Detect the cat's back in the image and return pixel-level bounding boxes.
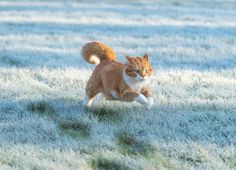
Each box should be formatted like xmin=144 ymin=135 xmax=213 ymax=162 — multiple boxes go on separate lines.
xmin=96 ymin=60 xmax=122 ymax=72
xmin=94 ymin=60 xmax=123 ymax=80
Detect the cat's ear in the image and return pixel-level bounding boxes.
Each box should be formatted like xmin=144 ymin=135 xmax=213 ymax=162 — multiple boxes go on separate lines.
xmin=143 ymin=54 xmax=149 ymax=61
xmin=125 ymin=55 xmax=132 ymax=62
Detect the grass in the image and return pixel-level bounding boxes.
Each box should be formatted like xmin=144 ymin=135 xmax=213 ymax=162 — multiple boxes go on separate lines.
xmin=179 ymin=155 xmax=202 ymax=166
xmin=90 ymin=157 xmax=130 ymax=170
xmin=27 ymin=101 xmax=56 ymax=119
xmin=59 ymin=120 xmax=91 ymax=139
xmin=116 ymin=132 xmax=155 ymax=157
xmin=0 ymin=159 xmax=11 ymax=167
xmin=229 ymin=160 xmax=236 ymax=169
xmin=1 ymin=0 xmax=236 ymax=169
xmin=87 ymin=106 xmax=122 ymax=122
xmin=1 ymin=55 xmax=25 ymax=67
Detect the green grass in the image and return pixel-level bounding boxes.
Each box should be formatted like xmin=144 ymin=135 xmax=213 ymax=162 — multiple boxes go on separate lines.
xmin=90 ymin=157 xmax=130 ymax=170
xmin=87 ymin=106 xmax=122 ymax=122
xmin=27 ymin=101 xmax=56 ymax=119
xmin=59 ymin=120 xmax=91 ymax=139
xmin=116 ymin=132 xmax=155 ymax=157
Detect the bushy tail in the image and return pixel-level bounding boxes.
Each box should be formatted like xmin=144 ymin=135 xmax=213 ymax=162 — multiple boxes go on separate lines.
xmin=81 ymin=42 xmax=116 ymax=64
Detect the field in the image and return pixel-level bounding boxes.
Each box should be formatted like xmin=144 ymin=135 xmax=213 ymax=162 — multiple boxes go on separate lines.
xmin=0 ymin=0 xmax=236 ymax=169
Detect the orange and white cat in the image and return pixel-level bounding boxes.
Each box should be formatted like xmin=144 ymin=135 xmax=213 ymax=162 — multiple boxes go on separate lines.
xmin=82 ymin=42 xmax=154 ymax=109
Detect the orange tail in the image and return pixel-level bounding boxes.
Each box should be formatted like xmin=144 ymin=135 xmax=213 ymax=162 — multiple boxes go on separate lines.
xmin=81 ymin=42 xmax=116 ymax=64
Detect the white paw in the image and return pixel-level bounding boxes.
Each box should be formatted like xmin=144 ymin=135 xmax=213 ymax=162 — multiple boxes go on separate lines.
xmin=83 ymin=95 xmax=93 ymax=107
xmin=95 ymin=93 xmax=106 ymax=103
xmin=111 ymin=91 xmax=118 ymax=99
xmin=134 ymin=94 xmax=148 ymax=105
xmin=146 ymin=97 xmax=154 ymax=110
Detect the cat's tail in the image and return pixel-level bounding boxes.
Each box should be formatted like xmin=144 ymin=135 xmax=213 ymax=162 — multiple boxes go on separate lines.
xmin=82 ymin=42 xmax=116 ymax=64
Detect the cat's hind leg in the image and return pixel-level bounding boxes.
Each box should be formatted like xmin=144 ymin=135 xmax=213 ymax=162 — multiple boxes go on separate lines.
xmin=83 ymin=94 xmax=95 ymax=107
xmin=110 ymin=90 xmax=120 ymax=100
xmin=83 ymin=86 xmax=100 ymax=108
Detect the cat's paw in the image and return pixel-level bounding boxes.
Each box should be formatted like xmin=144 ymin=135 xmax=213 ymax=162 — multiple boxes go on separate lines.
xmin=145 ymin=97 xmax=154 ymax=110
xmin=95 ymin=93 xmax=106 ymax=104
xmin=111 ymin=91 xmax=119 ymax=100
xmin=83 ymin=95 xmax=93 ymax=108
xmin=134 ymin=94 xmax=148 ymax=105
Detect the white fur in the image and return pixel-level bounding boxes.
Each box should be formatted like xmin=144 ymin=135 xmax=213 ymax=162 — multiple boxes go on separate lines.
xmin=95 ymin=93 xmax=106 ymax=103
xmin=123 ymin=69 xmax=151 ymax=92
xmin=136 ymin=74 xmax=149 ymax=82
xmin=134 ymin=94 xmax=148 ymax=105
xmin=89 ymin=55 xmax=100 ymax=65
xmin=83 ymin=95 xmax=94 ymax=107
xmin=111 ymin=91 xmax=118 ymax=99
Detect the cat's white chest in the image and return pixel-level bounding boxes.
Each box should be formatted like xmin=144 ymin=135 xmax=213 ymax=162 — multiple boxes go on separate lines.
xmin=130 ymin=81 xmax=145 ymax=91
xmin=123 ymin=73 xmax=151 ymax=92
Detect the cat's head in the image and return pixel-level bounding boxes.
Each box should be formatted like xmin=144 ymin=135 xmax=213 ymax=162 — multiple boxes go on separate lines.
xmin=124 ymin=54 xmax=153 ymax=82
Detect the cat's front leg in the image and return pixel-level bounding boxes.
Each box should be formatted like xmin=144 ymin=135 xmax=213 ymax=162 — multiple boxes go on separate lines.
xmin=103 ymin=90 xmax=120 ymax=100
xmin=110 ymin=90 xmax=120 ymax=100
xmin=141 ymin=88 xmax=154 ymax=110
xmin=121 ymin=90 xmax=148 ymax=105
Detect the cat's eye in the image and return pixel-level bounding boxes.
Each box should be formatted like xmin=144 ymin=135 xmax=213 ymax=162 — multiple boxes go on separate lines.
xmin=135 ymin=70 xmax=141 ymax=74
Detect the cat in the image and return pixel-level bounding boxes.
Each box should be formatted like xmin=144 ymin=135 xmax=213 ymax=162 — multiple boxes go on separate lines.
xmin=82 ymin=41 xmax=154 ymax=109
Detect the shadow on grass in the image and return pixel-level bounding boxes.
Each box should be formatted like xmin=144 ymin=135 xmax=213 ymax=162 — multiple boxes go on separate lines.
xmin=90 ymin=156 xmax=130 ymax=170
xmin=27 ymin=101 xmax=56 ymax=119
xmin=86 ymin=106 xmax=122 ymax=123
xmin=26 ymin=99 xmax=92 ymax=139
xmin=2 ymin=97 xmax=235 ymax=170
xmin=116 ymin=132 xmax=155 ymax=157
xmin=59 ymin=120 xmax=91 ymax=139
xmin=0 ymin=55 xmax=26 ymax=67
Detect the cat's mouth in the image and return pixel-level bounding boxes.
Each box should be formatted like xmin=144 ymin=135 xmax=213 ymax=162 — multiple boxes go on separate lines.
xmin=137 ymin=76 xmax=148 ymax=82
xmin=140 ymin=77 xmax=145 ymax=81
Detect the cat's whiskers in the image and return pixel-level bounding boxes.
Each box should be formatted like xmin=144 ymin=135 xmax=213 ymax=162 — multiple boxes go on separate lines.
xmin=123 ymin=68 xmax=151 ymax=92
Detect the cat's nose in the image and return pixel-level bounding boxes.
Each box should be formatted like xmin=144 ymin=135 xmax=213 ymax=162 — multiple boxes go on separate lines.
xmin=140 ymin=76 xmax=147 ymax=81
